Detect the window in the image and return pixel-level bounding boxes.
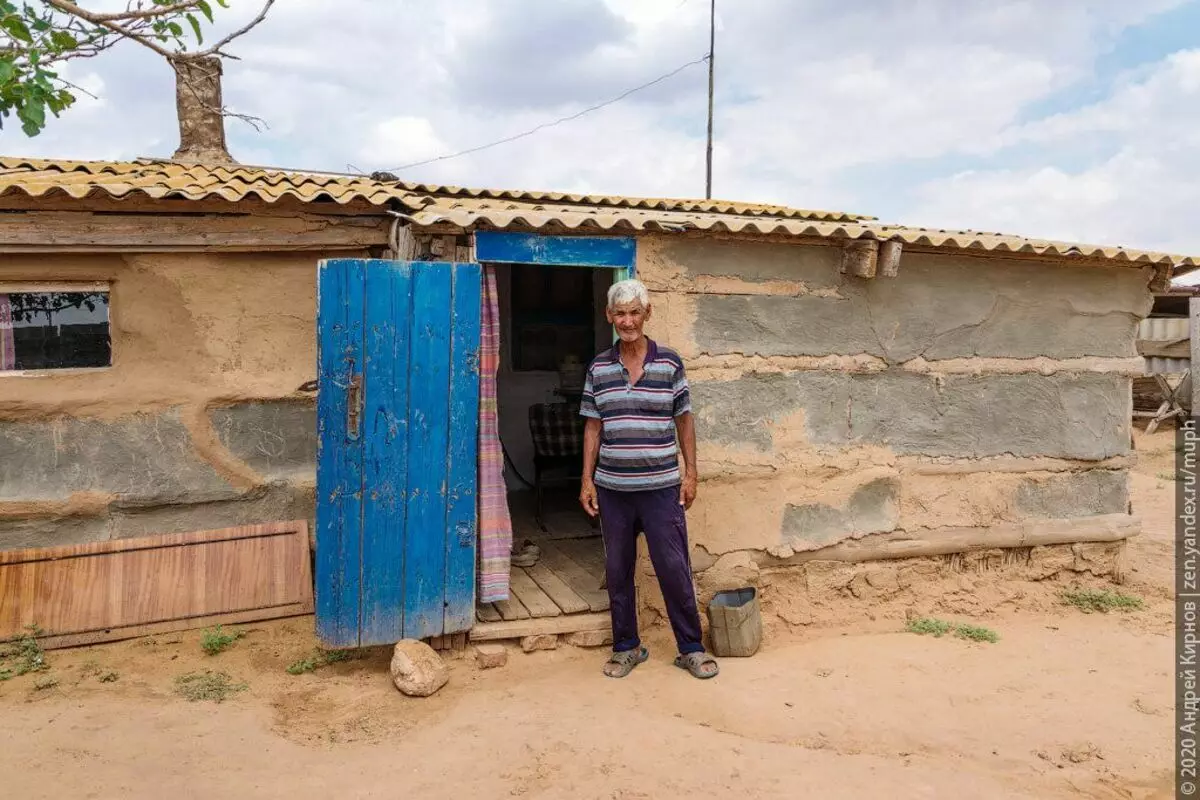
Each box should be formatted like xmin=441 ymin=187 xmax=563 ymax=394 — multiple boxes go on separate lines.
xmin=0 ymin=289 xmax=111 ymax=371
xmin=509 ymin=264 xmax=596 ymax=372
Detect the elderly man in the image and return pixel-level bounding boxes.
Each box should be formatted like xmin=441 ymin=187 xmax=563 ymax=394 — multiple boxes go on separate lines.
xmin=578 ymin=278 xmax=719 ymax=680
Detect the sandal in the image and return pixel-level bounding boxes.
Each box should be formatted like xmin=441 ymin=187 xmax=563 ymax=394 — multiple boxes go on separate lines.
xmin=674 ymin=651 xmax=719 ymax=679
xmin=603 ymin=646 xmax=649 ymax=678
xmin=511 ymin=540 xmax=540 ymax=568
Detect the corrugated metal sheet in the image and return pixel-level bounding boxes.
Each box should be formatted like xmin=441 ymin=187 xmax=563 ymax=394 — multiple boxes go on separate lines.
xmin=1139 ymin=317 xmax=1189 ymax=340
xmin=406 ymin=194 xmax=1199 ymax=267
xmin=1139 ymin=317 xmax=1190 ymax=375
xmin=1 ymin=156 xmax=1197 ymax=268
xmin=0 ymin=157 xmax=414 ymax=206
xmin=0 ymin=157 xmax=865 ymax=222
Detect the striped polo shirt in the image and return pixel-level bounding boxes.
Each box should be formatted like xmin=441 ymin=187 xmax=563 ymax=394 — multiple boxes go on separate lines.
xmin=579 ymin=338 xmax=691 ymax=492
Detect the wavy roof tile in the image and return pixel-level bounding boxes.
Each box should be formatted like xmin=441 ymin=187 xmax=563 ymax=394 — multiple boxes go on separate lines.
xmin=1 ymin=156 xmax=1195 ymax=269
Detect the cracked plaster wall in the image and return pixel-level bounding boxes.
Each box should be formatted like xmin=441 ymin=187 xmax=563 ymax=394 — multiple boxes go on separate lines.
xmin=1 ymin=236 xmax=1154 ymax=561
xmin=637 ymin=234 xmax=1149 ymax=557
xmin=0 ymin=251 xmax=336 ymax=550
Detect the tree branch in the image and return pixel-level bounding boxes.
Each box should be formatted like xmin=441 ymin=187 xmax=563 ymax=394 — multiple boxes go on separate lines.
xmin=42 ymin=0 xmax=180 ymax=60
xmin=184 ymin=0 xmax=275 ymax=59
xmin=86 ymin=1 xmax=206 ymax=22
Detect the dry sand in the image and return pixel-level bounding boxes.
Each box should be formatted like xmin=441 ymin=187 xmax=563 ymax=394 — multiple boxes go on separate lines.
xmin=0 ymin=428 xmax=1180 ymax=799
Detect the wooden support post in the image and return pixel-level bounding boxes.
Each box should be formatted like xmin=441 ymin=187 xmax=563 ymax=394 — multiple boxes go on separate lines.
xmin=1190 ymin=297 xmax=1200 ymax=419
xmin=840 ymin=240 xmax=878 ymax=278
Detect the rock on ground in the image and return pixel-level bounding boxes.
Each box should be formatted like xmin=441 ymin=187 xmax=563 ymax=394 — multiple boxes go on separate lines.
xmin=521 ymin=634 xmax=558 ymax=653
xmin=564 ymin=630 xmax=612 ymax=648
xmin=474 ymin=644 xmax=508 ymax=669
xmin=390 ymin=639 xmax=449 ymax=697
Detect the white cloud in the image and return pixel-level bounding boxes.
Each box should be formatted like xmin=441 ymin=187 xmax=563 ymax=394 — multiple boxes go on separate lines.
xmin=2 ymin=0 xmax=1198 ymax=257
xmin=906 ymin=48 xmax=1200 ymax=255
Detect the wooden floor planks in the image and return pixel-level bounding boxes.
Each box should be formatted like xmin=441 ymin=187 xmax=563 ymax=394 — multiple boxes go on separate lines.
xmin=475 ymin=533 xmax=611 ymax=623
xmin=537 ymin=541 xmax=609 ymax=612
xmin=508 ymin=568 xmax=561 ymax=618
xmin=525 ymin=562 xmax=590 ymax=615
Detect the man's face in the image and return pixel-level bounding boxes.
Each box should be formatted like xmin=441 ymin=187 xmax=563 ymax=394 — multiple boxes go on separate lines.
xmin=606 ymin=300 xmax=651 ymax=343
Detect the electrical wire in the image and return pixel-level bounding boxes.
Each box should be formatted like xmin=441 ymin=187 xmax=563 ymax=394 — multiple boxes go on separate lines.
xmin=382 ymin=53 xmax=711 ymax=173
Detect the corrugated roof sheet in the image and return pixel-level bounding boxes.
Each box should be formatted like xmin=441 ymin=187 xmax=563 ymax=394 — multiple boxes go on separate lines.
xmin=0 ymin=156 xmax=413 ymax=206
xmin=0 ymin=156 xmax=866 ymax=222
xmin=406 ymin=194 xmax=1199 ymax=267
xmin=1 ymin=156 xmax=1196 ymax=268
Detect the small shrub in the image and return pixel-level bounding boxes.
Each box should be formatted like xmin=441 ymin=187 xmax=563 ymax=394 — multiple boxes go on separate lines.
xmin=0 ymin=625 xmax=49 ymax=680
xmin=200 ymin=626 xmax=247 ymax=656
xmin=286 ymin=649 xmax=355 ymax=675
xmin=32 ymin=675 xmax=58 ymax=691
xmin=1062 ymin=588 xmax=1144 ymax=614
xmin=905 ymin=617 xmax=954 ymax=637
xmin=954 ymin=623 xmax=1000 ymax=643
xmin=906 ymin=616 xmax=998 ymax=643
xmin=174 ymin=670 xmax=247 ymax=703
xmin=98 ymin=671 xmax=120 ymax=683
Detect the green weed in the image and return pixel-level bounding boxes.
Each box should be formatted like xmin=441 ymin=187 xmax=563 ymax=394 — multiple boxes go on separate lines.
xmin=286 ymin=649 xmax=356 ymax=675
xmin=906 ymin=616 xmax=999 ymax=643
xmin=953 ymin=623 xmax=1000 ymax=643
xmin=1061 ymin=588 xmax=1144 ymax=614
xmin=174 ymin=670 xmax=247 ymax=703
xmin=200 ymin=626 xmax=247 ymax=656
xmin=0 ymin=625 xmax=48 ymax=680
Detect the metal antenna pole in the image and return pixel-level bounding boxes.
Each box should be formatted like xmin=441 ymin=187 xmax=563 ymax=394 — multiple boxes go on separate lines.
xmin=705 ymin=0 xmax=715 ymax=199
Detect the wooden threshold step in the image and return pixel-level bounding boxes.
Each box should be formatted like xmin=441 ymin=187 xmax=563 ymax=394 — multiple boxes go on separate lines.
xmin=469 ymin=612 xmax=610 ymax=642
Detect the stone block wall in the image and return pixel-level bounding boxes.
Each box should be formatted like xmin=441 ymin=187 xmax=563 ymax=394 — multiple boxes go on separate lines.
xmin=638 ymin=234 xmax=1153 ymax=564
xmin=0 ymin=251 xmax=332 ymax=550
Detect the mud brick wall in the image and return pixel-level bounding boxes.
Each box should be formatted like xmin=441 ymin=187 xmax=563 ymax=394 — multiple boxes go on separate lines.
xmin=637 ymin=234 xmax=1153 ymax=567
xmin=0 ymin=251 xmax=331 ymax=550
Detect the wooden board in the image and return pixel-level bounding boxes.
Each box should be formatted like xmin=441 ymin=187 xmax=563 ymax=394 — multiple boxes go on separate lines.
xmin=508 ymin=568 xmax=561 ymax=618
xmin=525 ymin=562 xmax=590 ymax=615
xmin=444 ymin=264 xmax=483 ymax=632
xmin=492 ymin=594 xmax=530 ymax=621
xmin=315 ymin=258 xmax=366 ymax=647
xmin=476 ymin=603 xmax=503 ymax=623
xmin=403 ymin=263 xmax=454 ymax=639
xmin=553 ymin=536 xmax=607 ymax=577
xmin=469 ymin=612 xmax=611 ymax=642
xmin=537 ymin=541 xmax=609 ymax=612
xmin=360 ymin=260 xmax=411 ymax=646
xmin=0 ymin=521 xmax=313 ymax=650
xmin=0 ymin=210 xmax=390 ymax=252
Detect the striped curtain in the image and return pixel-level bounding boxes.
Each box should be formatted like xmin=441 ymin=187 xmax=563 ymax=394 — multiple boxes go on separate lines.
xmin=0 ymin=294 xmax=14 ymax=371
xmin=477 ymin=266 xmax=513 ymax=603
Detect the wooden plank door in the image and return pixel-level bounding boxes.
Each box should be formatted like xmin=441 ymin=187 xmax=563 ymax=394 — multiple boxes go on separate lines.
xmin=316 ymin=259 xmax=482 ymax=648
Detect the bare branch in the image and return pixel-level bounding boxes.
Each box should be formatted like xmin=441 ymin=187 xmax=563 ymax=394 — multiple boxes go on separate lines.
xmin=184 ymin=0 xmax=275 ymax=59
xmin=38 ymin=0 xmax=276 ymax=63
xmin=85 ymin=1 xmax=206 ymax=22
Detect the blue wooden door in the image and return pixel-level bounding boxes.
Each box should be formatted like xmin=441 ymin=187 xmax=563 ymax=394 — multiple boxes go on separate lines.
xmin=315 ymin=259 xmax=482 ymax=648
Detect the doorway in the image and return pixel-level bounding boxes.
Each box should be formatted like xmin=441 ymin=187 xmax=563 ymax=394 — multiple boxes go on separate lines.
xmin=480 ymin=260 xmax=616 ymax=622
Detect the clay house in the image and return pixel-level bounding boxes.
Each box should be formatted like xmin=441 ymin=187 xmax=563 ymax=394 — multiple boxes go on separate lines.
xmin=3 ymin=67 xmax=1196 ymax=649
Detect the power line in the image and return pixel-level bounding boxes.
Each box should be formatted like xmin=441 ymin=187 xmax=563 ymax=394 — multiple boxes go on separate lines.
xmin=382 ymin=54 xmax=711 ymax=173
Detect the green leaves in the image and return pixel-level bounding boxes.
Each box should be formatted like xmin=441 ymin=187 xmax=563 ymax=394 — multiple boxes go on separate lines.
xmin=2 ymin=15 xmax=32 ymax=43
xmin=0 ymin=0 xmax=238 ymax=136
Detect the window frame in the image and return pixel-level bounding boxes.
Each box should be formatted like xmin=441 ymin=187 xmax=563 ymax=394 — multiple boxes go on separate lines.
xmin=0 ymin=280 xmax=114 ymax=376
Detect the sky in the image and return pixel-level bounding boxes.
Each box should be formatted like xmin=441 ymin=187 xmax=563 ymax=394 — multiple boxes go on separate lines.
xmin=5 ymin=0 xmax=1200 ymax=268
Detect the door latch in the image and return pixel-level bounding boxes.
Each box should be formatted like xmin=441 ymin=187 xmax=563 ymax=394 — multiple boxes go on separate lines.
xmin=346 ymin=366 xmax=363 ymax=441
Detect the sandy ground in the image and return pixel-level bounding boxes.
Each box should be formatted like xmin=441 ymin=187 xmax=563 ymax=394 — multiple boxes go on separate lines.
xmin=0 ymin=429 xmax=1182 ymax=800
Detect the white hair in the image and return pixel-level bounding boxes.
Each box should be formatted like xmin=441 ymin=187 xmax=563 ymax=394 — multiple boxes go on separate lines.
xmin=607 ymin=278 xmax=650 ymax=309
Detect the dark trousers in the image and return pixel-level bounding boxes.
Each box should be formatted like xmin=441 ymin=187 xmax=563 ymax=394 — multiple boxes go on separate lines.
xmin=597 ymin=485 xmax=705 ymax=655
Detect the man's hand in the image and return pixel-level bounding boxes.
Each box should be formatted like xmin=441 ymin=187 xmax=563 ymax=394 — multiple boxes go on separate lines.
xmin=580 ymin=479 xmax=600 ymax=517
xmin=680 ymin=474 xmax=698 ymax=510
